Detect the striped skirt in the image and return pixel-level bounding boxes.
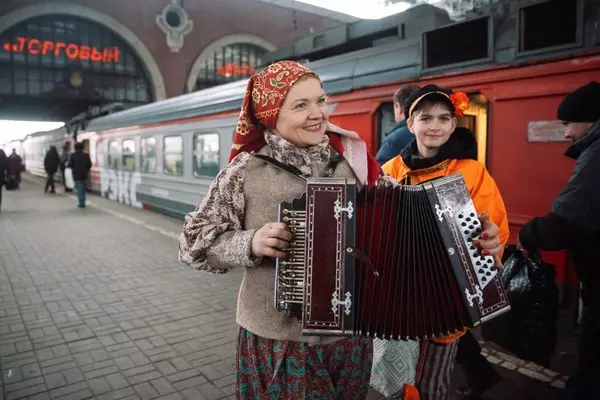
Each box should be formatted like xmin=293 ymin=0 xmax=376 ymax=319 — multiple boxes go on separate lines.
xmin=236 ymin=326 xmax=373 ymax=399
xmin=415 ymin=340 xmax=459 ymax=399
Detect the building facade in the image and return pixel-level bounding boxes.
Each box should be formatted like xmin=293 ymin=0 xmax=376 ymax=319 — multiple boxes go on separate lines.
xmin=0 ymin=0 xmax=345 ymax=120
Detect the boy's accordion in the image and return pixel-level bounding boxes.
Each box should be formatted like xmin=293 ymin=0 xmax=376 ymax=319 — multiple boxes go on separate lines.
xmin=274 ymin=173 xmax=510 ymax=340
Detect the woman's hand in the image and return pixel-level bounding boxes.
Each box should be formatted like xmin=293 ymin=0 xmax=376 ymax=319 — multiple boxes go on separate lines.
xmin=251 ymin=222 xmax=293 ymax=259
xmin=476 ymin=213 xmax=504 ymax=268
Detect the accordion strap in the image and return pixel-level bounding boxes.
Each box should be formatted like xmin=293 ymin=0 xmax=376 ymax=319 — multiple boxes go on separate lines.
xmin=253 ymin=154 xmax=309 ymax=179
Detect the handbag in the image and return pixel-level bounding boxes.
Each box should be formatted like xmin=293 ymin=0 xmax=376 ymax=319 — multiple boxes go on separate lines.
xmin=482 ymin=248 xmax=559 ymax=367
xmin=64 ymin=167 xmax=75 ymax=190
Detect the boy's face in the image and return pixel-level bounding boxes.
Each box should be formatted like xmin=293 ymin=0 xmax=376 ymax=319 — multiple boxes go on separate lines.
xmin=407 ymin=104 xmax=457 ymax=153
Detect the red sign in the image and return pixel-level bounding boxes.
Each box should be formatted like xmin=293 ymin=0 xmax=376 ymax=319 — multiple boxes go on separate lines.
xmin=217 ymin=63 xmax=256 ymax=77
xmin=2 ymin=37 xmax=120 ymax=63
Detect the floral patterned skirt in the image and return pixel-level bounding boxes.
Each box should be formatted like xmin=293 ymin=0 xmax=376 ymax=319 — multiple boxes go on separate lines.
xmin=236 ymin=326 xmax=373 ymax=400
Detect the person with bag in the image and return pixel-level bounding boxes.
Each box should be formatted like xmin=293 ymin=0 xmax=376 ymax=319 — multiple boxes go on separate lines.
xmin=378 ymin=85 xmax=509 ymax=399
xmin=178 ymin=60 xmax=390 ymax=399
xmin=518 ymin=81 xmax=600 ymax=400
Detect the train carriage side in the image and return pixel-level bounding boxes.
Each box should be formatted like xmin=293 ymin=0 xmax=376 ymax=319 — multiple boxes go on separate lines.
xmin=80 ymin=111 xmax=240 ymax=219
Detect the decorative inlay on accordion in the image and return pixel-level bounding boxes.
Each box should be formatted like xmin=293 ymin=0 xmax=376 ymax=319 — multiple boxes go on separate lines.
xmin=274 ymin=173 xmax=510 ymax=340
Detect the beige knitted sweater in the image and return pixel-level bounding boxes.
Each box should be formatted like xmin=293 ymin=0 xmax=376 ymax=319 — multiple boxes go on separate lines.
xmin=178 ymin=133 xmax=358 ymax=344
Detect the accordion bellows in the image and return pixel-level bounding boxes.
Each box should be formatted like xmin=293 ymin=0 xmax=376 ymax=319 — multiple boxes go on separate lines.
xmin=274 ymin=173 xmax=510 ymax=341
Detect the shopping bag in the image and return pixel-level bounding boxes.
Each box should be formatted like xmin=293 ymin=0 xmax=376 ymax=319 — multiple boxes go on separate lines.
xmin=482 ymin=249 xmax=559 ymax=367
xmin=64 ymin=167 xmax=75 ymax=190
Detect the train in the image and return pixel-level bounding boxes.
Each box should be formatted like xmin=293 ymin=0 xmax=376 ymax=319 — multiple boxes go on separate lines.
xmin=20 ymin=0 xmax=600 ymax=298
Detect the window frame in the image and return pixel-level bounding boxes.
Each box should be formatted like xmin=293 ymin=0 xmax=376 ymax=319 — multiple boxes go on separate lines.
xmin=121 ymin=138 xmax=136 ymax=172
xmin=192 ymin=132 xmax=220 ymax=179
xmin=162 ymin=135 xmax=184 ymax=176
xmin=140 ymin=136 xmax=157 ymax=174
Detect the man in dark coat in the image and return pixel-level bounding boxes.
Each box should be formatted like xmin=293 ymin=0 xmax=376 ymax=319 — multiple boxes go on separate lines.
xmin=518 ymin=81 xmax=600 ymax=400
xmin=68 ymin=142 xmax=92 ymax=208
xmin=7 ymin=149 xmax=22 ymax=189
xmin=375 ymin=84 xmax=420 ymax=165
xmin=44 ymin=146 xmax=61 ymax=193
xmin=0 ymin=149 xmax=10 ymax=211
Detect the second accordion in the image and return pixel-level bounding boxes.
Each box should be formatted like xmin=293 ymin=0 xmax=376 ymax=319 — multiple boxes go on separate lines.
xmin=275 ymin=172 xmax=511 ymax=341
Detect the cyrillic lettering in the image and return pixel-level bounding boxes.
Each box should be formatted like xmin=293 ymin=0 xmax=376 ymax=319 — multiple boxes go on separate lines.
xmin=54 ymin=42 xmax=66 ymax=57
xmin=15 ymin=37 xmax=26 ymax=52
xmin=42 ymin=41 xmax=54 ymax=55
xmin=27 ymin=38 xmax=41 ymax=55
xmin=103 ymin=47 xmax=119 ymax=63
xmin=91 ymin=47 xmax=103 ymax=62
xmin=79 ymin=45 xmax=90 ymax=60
xmin=65 ymin=43 xmax=79 ymax=59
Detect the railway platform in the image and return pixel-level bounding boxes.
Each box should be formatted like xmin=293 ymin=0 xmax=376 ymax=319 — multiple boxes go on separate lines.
xmin=0 ymin=176 xmax=579 ymax=400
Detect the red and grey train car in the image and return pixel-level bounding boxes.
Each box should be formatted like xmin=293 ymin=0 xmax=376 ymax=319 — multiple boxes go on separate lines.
xmin=27 ymin=0 xmax=599 ymax=303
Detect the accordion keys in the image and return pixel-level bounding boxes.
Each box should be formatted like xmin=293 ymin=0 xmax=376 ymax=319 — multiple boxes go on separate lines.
xmin=274 ymin=195 xmax=307 ymax=317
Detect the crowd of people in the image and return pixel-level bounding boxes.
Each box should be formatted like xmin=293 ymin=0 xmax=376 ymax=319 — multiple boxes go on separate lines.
xmin=178 ymin=60 xmax=599 ymax=400
xmin=0 ymin=142 xmax=91 ymax=210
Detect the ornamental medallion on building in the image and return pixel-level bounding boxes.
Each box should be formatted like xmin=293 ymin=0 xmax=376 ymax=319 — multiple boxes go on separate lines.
xmin=156 ymin=0 xmax=193 ymax=52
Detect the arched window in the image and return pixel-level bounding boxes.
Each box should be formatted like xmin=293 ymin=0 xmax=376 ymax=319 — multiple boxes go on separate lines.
xmin=0 ymin=13 xmax=154 ymax=120
xmin=194 ymin=43 xmax=269 ymax=90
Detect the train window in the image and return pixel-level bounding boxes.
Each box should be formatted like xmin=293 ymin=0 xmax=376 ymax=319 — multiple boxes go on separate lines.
xmin=424 ymin=17 xmax=490 ymax=69
xmin=140 ymin=137 xmax=156 ymax=173
xmin=518 ymin=0 xmax=581 ymax=54
xmin=107 ymin=140 xmax=120 ymax=170
xmin=96 ymin=142 xmax=105 ymax=168
xmin=163 ymin=136 xmax=183 ymax=176
xmin=193 ymin=133 xmax=220 ymax=178
xmin=122 ymin=139 xmax=136 ymax=172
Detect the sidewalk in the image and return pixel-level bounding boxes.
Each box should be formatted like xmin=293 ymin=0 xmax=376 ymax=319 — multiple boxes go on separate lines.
xmin=0 ymin=177 xmax=578 ymax=399
xmin=1 ymin=179 xmax=241 ymax=400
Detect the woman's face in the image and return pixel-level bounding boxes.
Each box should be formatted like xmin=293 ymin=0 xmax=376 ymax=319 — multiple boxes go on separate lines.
xmin=275 ymin=77 xmax=329 ymax=147
xmin=407 ymin=103 xmax=457 ymax=157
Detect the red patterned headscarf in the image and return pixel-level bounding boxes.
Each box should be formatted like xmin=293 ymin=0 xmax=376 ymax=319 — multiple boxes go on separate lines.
xmin=229 ymin=60 xmax=380 ymax=186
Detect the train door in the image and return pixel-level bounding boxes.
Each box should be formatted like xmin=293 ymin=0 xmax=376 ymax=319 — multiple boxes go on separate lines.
xmin=458 ymin=93 xmax=489 ymax=165
xmin=376 ymin=102 xmax=396 ymax=151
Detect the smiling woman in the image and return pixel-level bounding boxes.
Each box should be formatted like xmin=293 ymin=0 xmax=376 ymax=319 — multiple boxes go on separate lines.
xmin=178 ymin=60 xmax=384 ymax=399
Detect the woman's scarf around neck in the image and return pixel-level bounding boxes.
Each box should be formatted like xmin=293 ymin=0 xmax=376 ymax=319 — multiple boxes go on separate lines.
xmin=400 ymin=127 xmax=478 ymax=171
xmin=263 ymin=132 xmax=331 ymax=176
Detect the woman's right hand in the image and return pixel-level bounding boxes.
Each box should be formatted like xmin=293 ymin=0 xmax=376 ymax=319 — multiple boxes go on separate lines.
xmin=251 ymin=222 xmax=293 ymax=258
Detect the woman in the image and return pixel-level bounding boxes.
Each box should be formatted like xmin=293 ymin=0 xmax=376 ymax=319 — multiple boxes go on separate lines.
xmin=378 ymin=84 xmax=509 ymax=399
xmin=179 ymin=60 xmax=382 ymax=399
xmin=0 ymin=149 xmax=10 ymax=211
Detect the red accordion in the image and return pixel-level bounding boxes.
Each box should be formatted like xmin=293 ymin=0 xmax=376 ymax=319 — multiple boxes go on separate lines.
xmin=275 ymin=173 xmax=510 ymax=340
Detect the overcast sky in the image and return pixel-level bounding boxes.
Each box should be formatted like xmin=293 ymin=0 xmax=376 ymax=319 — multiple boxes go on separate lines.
xmin=297 ymin=0 xmax=415 ymax=19
xmin=0 ymin=120 xmax=64 ymax=146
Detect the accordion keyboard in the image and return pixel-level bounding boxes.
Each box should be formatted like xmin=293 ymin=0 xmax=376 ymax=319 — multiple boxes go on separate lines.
xmin=274 ymin=196 xmax=307 ymax=316
xmin=455 ymin=207 xmax=497 ymax=290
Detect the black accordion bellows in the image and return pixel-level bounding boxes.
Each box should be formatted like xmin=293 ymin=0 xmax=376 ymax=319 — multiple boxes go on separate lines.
xmin=275 ymin=173 xmax=510 ymax=341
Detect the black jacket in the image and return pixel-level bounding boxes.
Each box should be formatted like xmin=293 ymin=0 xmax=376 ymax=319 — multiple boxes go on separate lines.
xmin=44 ymin=150 xmax=60 ymax=174
xmin=68 ymin=150 xmax=92 ymax=181
xmin=376 ymin=120 xmax=413 ymax=166
xmin=520 ymin=119 xmax=600 ymax=293
xmin=0 ymin=156 xmax=9 ymax=186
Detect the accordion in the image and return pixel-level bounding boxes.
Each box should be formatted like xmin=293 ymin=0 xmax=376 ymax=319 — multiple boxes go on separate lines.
xmin=274 ymin=173 xmax=510 ymax=340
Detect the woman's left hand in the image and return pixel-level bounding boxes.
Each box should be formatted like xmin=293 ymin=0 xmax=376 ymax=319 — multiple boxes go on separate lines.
xmin=476 ymin=213 xmax=504 ymax=269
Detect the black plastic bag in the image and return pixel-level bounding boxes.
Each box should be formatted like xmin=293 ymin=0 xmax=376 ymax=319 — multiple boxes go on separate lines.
xmin=482 ymin=248 xmax=559 ymax=367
